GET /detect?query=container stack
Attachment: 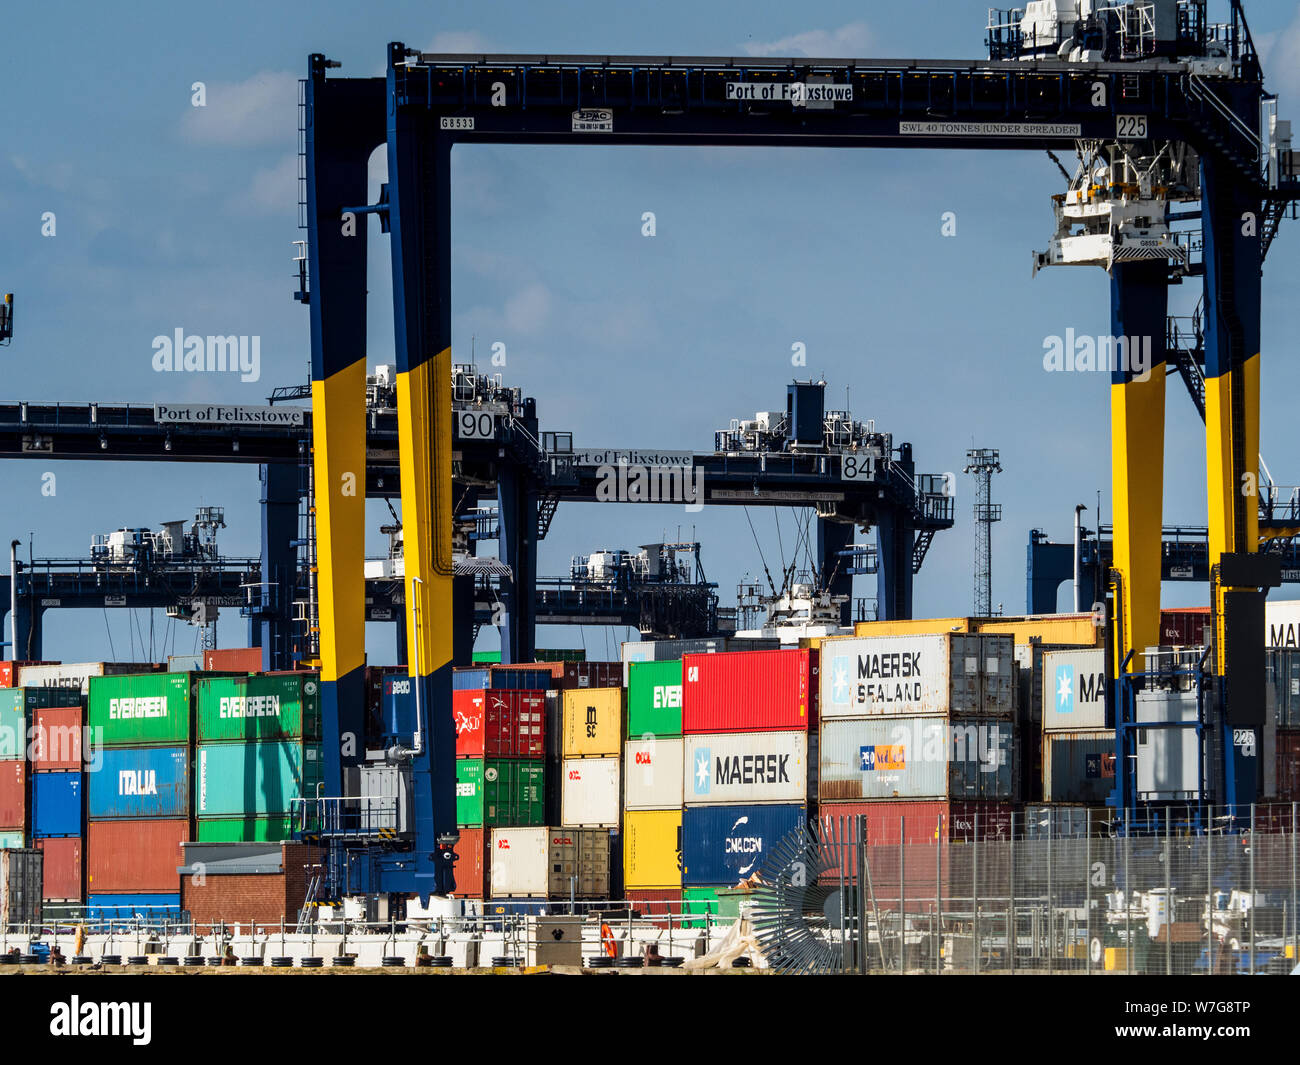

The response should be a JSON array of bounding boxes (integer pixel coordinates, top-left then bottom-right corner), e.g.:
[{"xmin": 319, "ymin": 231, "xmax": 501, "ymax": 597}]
[
  {"xmin": 193, "ymin": 673, "xmax": 322, "ymax": 842},
  {"xmin": 622, "ymin": 660, "xmax": 685, "ymax": 909},
  {"xmin": 31, "ymin": 700, "xmax": 86, "ymax": 906},
  {"xmin": 679, "ymin": 648, "xmax": 817, "ymax": 916},
  {"xmin": 17, "ymin": 661, "xmax": 164, "ymax": 698},
  {"xmin": 86, "ymin": 673, "xmax": 197, "ymax": 917},
  {"xmin": 1040, "ymin": 647, "xmax": 1113, "ymax": 808},
  {"xmin": 0, "ymin": 688, "xmax": 68, "ymax": 850}
]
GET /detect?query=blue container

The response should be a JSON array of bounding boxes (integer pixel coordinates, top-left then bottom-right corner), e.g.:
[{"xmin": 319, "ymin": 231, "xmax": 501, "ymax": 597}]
[
  {"xmin": 489, "ymin": 668, "xmax": 552, "ymax": 690},
  {"xmin": 85, "ymin": 894, "xmax": 183, "ymax": 922},
  {"xmin": 452, "ymin": 668, "xmax": 490, "ymax": 691},
  {"xmin": 681, "ymin": 803, "xmax": 807, "ymax": 887},
  {"xmin": 380, "ymin": 675, "xmax": 416, "ymax": 742},
  {"xmin": 31, "ymin": 771, "xmax": 83, "ymax": 838},
  {"xmin": 88, "ymin": 746, "xmax": 191, "ymax": 819}
]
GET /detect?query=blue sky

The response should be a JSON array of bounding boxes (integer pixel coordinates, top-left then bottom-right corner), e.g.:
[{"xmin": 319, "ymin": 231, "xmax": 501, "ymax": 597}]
[{"xmin": 3, "ymin": 1, "xmax": 1300, "ymax": 663}]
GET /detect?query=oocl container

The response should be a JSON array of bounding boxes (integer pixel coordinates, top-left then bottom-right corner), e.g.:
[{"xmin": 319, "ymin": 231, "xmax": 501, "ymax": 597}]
[
  {"xmin": 89, "ymin": 746, "xmax": 191, "ymax": 820},
  {"xmin": 560, "ymin": 755, "xmax": 620, "ymax": 827},
  {"xmin": 32, "ymin": 706, "xmax": 85, "ymax": 770},
  {"xmin": 623, "ymin": 808, "xmax": 683, "ymax": 889},
  {"xmin": 489, "ymin": 825, "xmax": 610, "ymax": 898},
  {"xmin": 627, "ymin": 659, "xmax": 683, "ymax": 737},
  {"xmin": 0, "ymin": 759, "xmax": 27, "ymax": 830},
  {"xmin": 1041, "ymin": 648, "xmax": 1108, "ymax": 731},
  {"xmin": 196, "ymin": 673, "xmax": 320, "ymax": 743},
  {"xmin": 562, "ymin": 687, "xmax": 623, "ymax": 757},
  {"xmin": 86, "ymin": 819, "xmax": 189, "ymax": 894},
  {"xmin": 455, "ymin": 759, "xmax": 545, "ymax": 827},
  {"xmin": 684, "ymin": 731, "xmax": 811, "ymax": 806},
  {"xmin": 35, "ymin": 836, "xmax": 82, "ymax": 901},
  {"xmin": 88, "ymin": 672, "xmax": 199, "ymax": 748},
  {"xmin": 681, "ymin": 803, "xmax": 807, "ymax": 887},
  {"xmin": 819, "ymin": 717, "xmax": 1014, "ymax": 801},
  {"xmin": 682, "ymin": 649, "xmax": 816, "ymax": 734},
  {"xmin": 195, "ymin": 741, "xmax": 321, "ymax": 818},
  {"xmin": 623, "ymin": 736, "xmax": 684, "ymax": 810},
  {"xmin": 31, "ymin": 771, "xmax": 83, "ymax": 837},
  {"xmin": 1043, "ymin": 732, "xmax": 1117, "ymax": 803}
]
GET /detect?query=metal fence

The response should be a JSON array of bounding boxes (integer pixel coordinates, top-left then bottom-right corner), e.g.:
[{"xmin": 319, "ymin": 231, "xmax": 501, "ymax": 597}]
[{"xmin": 814, "ymin": 805, "xmax": 1300, "ymax": 975}]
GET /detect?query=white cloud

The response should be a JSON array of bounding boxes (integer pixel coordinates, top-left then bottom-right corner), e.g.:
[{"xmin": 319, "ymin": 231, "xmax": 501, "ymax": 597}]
[
  {"xmin": 741, "ymin": 21, "xmax": 873, "ymax": 59},
  {"xmin": 504, "ymin": 283, "xmax": 552, "ymax": 333},
  {"xmin": 242, "ymin": 153, "xmax": 299, "ymax": 215},
  {"xmin": 180, "ymin": 71, "xmax": 299, "ymax": 148},
  {"xmin": 425, "ymin": 30, "xmax": 493, "ymax": 54},
  {"xmin": 1261, "ymin": 11, "xmax": 1300, "ymax": 103}
]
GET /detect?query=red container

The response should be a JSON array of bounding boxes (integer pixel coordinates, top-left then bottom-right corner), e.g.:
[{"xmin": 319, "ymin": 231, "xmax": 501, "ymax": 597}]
[
  {"xmin": 0, "ymin": 661, "xmax": 54, "ymax": 688},
  {"xmin": 682, "ymin": 649, "xmax": 817, "ymax": 734},
  {"xmin": 625, "ymin": 888, "xmax": 685, "ymax": 925},
  {"xmin": 820, "ymin": 800, "xmax": 1014, "ymax": 845},
  {"xmin": 36, "ymin": 836, "xmax": 83, "ymax": 900},
  {"xmin": 86, "ymin": 819, "xmax": 190, "ymax": 894},
  {"xmin": 32, "ymin": 707, "xmax": 84, "ymax": 771},
  {"xmin": 0, "ymin": 758, "xmax": 26, "ymax": 829},
  {"xmin": 202, "ymin": 647, "xmax": 264, "ymax": 672},
  {"xmin": 1278, "ymin": 730, "xmax": 1300, "ymax": 803},
  {"xmin": 450, "ymin": 827, "xmax": 488, "ymax": 898},
  {"xmin": 1160, "ymin": 608, "xmax": 1212, "ymax": 647},
  {"xmin": 455, "ymin": 689, "xmax": 546, "ymax": 759},
  {"xmin": 453, "ymin": 690, "xmax": 486, "ymax": 757}
]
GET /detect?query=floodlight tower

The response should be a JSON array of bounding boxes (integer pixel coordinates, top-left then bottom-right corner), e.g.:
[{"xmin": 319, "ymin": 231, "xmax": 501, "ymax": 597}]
[{"xmin": 965, "ymin": 448, "xmax": 1003, "ymax": 616}]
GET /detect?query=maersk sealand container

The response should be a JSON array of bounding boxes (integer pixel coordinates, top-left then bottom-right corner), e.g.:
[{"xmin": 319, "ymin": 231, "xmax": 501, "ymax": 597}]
[{"xmin": 681, "ymin": 803, "xmax": 807, "ymax": 886}]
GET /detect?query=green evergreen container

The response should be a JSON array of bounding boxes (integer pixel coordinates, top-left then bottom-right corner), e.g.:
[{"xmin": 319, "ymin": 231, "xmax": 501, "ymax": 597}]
[
  {"xmin": 195, "ymin": 740, "xmax": 321, "ymax": 818},
  {"xmin": 195, "ymin": 816, "xmax": 295, "ymax": 843},
  {"xmin": 455, "ymin": 758, "xmax": 545, "ymax": 827},
  {"xmin": 196, "ymin": 673, "xmax": 320, "ymax": 743},
  {"xmin": 627, "ymin": 660, "xmax": 684, "ymax": 737},
  {"xmin": 88, "ymin": 673, "xmax": 199, "ymax": 748}
]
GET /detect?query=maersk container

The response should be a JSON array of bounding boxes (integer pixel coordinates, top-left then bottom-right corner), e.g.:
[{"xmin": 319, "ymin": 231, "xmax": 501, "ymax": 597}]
[
  {"xmin": 196, "ymin": 673, "xmax": 320, "ymax": 743},
  {"xmin": 0, "ymin": 759, "xmax": 27, "ymax": 829},
  {"xmin": 35, "ymin": 836, "xmax": 82, "ymax": 900},
  {"xmin": 819, "ymin": 717, "xmax": 1014, "ymax": 801},
  {"xmin": 562, "ymin": 687, "xmax": 623, "ymax": 758},
  {"xmin": 17, "ymin": 662, "xmax": 162, "ymax": 696},
  {"xmin": 455, "ymin": 759, "xmax": 545, "ymax": 827},
  {"xmin": 31, "ymin": 771, "xmax": 82, "ymax": 837},
  {"xmin": 1043, "ymin": 731, "xmax": 1117, "ymax": 803},
  {"xmin": 560, "ymin": 755, "xmax": 620, "ymax": 827},
  {"xmin": 1041, "ymin": 649, "xmax": 1108, "ymax": 731},
  {"xmin": 195, "ymin": 816, "xmax": 293, "ymax": 843},
  {"xmin": 623, "ymin": 736, "xmax": 684, "ymax": 810},
  {"xmin": 682, "ymin": 649, "xmax": 817, "ymax": 734},
  {"xmin": 681, "ymin": 803, "xmax": 806, "ymax": 886},
  {"xmin": 488, "ymin": 825, "xmax": 610, "ymax": 898},
  {"xmin": 32, "ymin": 706, "xmax": 85, "ymax": 771},
  {"xmin": 88, "ymin": 672, "xmax": 200, "ymax": 748},
  {"xmin": 684, "ymin": 731, "xmax": 811, "ymax": 806},
  {"xmin": 195, "ymin": 741, "xmax": 321, "ymax": 818},
  {"xmin": 86, "ymin": 819, "xmax": 189, "ymax": 894},
  {"xmin": 623, "ymin": 809, "xmax": 683, "ymax": 889},
  {"xmin": 818, "ymin": 633, "xmax": 1013, "ymax": 720},
  {"xmin": 90, "ymin": 746, "xmax": 191, "ymax": 820},
  {"xmin": 0, "ymin": 848, "xmax": 42, "ymax": 926},
  {"xmin": 627, "ymin": 659, "xmax": 683, "ymax": 738},
  {"xmin": 85, "ymin": 893, "xmax": 182, "ymax": 920}
]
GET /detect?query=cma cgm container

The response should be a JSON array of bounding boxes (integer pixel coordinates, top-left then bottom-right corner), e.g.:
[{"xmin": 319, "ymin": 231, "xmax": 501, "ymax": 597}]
[
  {"xmin": 195, "ymin": 741, "xmax": 321, "ymax": 818},
  {"xmin": 88, "ymin": 673, "xmax": 201, "ymax": 747},
  {"xmin": 196, "ymin": 673, "xmax": 320, "ymax": 743},
  {"xmin": 17, "ymin": 662, "xmax": 162, "ymax": 696},
  {"xmin": 819, "ymin": 717, "xmax": 1014, "ymax": 801},
  {"xmin": 684, "ymin": 731, "xmax": 812, "ymax": 806},
  {"xmin": 682, "ymin": 649, "xmax": 817, "ymax": 734},
  {"xmin": 89, "ymin": 746, "xmax": 191, "ymax": 820},
  {"xmin": 32, "ymin": 707, "xmax": 85, "ymax": 771},
  {"xmin": 819, "ymin": 634, "xmax": 1013, "ymax": 720},
  {"xmin": 623, "ymin": 736, "xmax": 684, "ymax": 810},
  {"xmin": 560, "ymin": 756, "xmax": 620, "ymax": 827},
  {"xmin": 31, "ymin": 771, "xmax": 83, "ymax": 837},
  {"xmin": 489, "ymin": 826, "xmax": 610, "ymax": 898},
  {"xmin": 623, "ymin": 808, "xmax": 683, "ymax": 889},
  {"xmin": 455, "ymin": 759, "xmax": 545, "ymax": 827},
  {"xmin": 1043, "ymin": 732, "xmax": 1116, "ymax": 803},
  {"xmin": 1041, "ymin": 649, "xmax": 1108, "ymax": 731},
  {"xmin": 562, "ymin": 687, "xmax": 623, "ymax": 758},
  {"xmin": 0, "ymin": 759, "xmax": 27, "ymax": 830},
  {"xmin": 35, "ymin": 836, "xmax": 82, "ymax": 901},
  {"xmin": 86, "ymin": 819, "xmax": 189, "ymax": 894},
  {"xmin": 627, "ymin": 660, "xmax": 683, "ymax": 738},
  {"xmin": 681, "ymin": 803, "xmax": 807, "ymax": 886}
]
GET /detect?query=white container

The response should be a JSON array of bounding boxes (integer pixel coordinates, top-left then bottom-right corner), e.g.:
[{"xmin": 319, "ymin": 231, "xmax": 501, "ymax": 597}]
[
  {"xmin": 1135, "ymin": 690, "xmax": 1202, "ymax": 800},
  {"xmin": 621, "ymin": 641, "xmax": 656, "ymax": 687},
  {"xmin": 17, "ymin": 662, "xmax": 153, "ymax": 696},
  {"xmin": 683, "ymin": 731, "xmax": 810, "ymax": 806},
  {"xmin": 489, "ymin": 826, "xmax": 610, "ymax": 898},
  {"xmin": 1041, "ymin": 648, "xmax": 1108, "ymax": 731},
  {"xmin": 1266, "ymin": 599, "xmax": 1300, "ymax": 648},
  {"xmin": 560, "ymin": 756, "xmax": 620, "ymax": 827},
  {"xmin": 623, "ymin": 736, "xmax": 684, "ymax": 810}
]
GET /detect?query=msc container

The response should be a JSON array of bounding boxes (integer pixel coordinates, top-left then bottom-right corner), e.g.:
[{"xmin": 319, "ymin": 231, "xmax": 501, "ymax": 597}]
[
  {"xmin": 1043, "ymin": 731, "xmax": 1116, "ymax": 803},
  {"xmin": 623, "ymin": 736, "xmax": 685, "ymax": 810},
  {"xmin": 195, "ymin": 817, "xmax": 293, "ymax": 843},
  {"xmin": 35, "ymin": 836, "xmax": 82, "ymax": 900},
  {"xmin": 86, "ymin": 819, "xmax": 189, "ymax": 894},
  {"xmin": 0, "ymin": 687, "xmax": 74, "ymax": 757},
  {"xmin": 681, "ymin": 803, "xmax": 806, "ymax": 887},
  {"xmin": 972, "ymin": 614, "xmax": 1102, "ymax": 647},
  {"xmin": 0, "ymin": 759, "xmax": 27, "ymax": 828},
  {"xmin": 32, "ymin": 706, "xmax": 85, "ymax": 771},
  {"xmin": 89, "ymin": 746, "xmax": 191, "ymax": 820},
  {"xmin": 684, "ymin": 731, "xmax": 811, "ymax": 806},
  {"xmin": 202, "ymin": 647, "xmax": 263, "ymax": 672},
  {"xmin": 1276, "ymin": 730, "xmax": 1300, "ymax": 802},
  {"xmin": 88, "ymin": 672, "xmax": 201, "ymax": 748},
  {"xmin": 0, "ymin": 848, "xmax": 42, "ymax": 925},
  {"xmin": 196, "ymin": 673, "xmax": 320, "ymax": 743},
  {"xmin": 489, "ymin": 826, "xmax": 610, "ymax": 898},
  {"xmin": 1041, "ymin": 648, "xmax": 1108, "ymax": 731},
  {"xmin": 819, "ymin": 717, "xmax": 1014, "ymax": 801},
  {"xmin": 623, "ymin": 808, "xmax": 683, "ymax": 889},
  {"xmin": 195, "ymin": 740, "xmax": 321, "ymax": 818},
  {"xmin": 560, "ymin": 755, "xmax": 620, "ymax": 827},
  {"xmin": 682, "ymin": 649, "xmax": 817, "ymax": 734},
  {"xmin": 627, "ymin": 659, "xmax": 683, "ymax": 738},
  {"xmin": 31, "ymin": 771, "xmax": 83, "ymax": 837},
  {"xmin": 819, "ymin": 633, "xmax": 1012, "ymax": 720},
  {"xmin": 17, "ymin": 662, "xmax": 162, "ymax": 696},
  {"xmin": 450, "ymin": 826, "xmax": 489, "ymax": 898},
  {"xmin": 562, "ymin": 687, "xmax": 624, "ymax": 758},
  {"xmin": 85, "ymin": 894, "xmax": 182, "ymax": 920},
  {"xmin": 455, "ymin": 759, "xmax": 545, "ymax": 827},
  {"xmin": 818, "ymin": 800, "xmax": 1014, "ymax": 844}
]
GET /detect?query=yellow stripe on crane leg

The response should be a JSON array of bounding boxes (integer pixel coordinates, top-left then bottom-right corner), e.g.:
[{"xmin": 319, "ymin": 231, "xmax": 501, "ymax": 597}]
[
  {"xmin": 1110, "ymin": 368, "xmax": 1166, "ymax": 673},
  {"xmin": 396, "ymin": 347, "xmax": 454, "ymax": 675}
]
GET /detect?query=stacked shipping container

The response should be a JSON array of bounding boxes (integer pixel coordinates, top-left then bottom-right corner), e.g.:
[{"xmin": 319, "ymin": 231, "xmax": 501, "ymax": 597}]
[
  {"xmin": 1040, "ymin": 648, "xmax": 1114, "ymax": 805},
  {"xmin": 31, "ymin": 703, "xmax": 86, "ymax": 903},
  {"xmin": 623, "ymin": 660, "xmax": 685, "ymax": 905}
]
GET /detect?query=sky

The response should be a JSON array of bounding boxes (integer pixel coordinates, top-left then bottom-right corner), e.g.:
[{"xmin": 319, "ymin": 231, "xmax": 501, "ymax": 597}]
[{"xmin": 3, "ymin": 0, "xmax": 1300, "ymax": 664}]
